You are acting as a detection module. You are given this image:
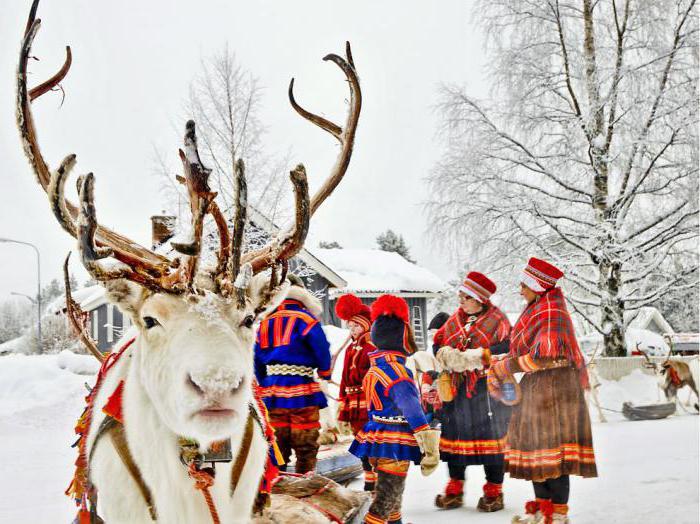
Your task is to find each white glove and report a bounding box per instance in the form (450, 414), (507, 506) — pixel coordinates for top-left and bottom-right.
(414, 429), (440, 476)
(437, 346), (485, 373)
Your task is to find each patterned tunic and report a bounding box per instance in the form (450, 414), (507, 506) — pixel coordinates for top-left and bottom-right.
(433, 305), (512, 466)
(338, 332), (374, 429)
(254, 299), (331, 410)
(350, 350), (429, 464)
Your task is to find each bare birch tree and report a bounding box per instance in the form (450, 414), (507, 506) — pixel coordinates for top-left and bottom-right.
(427, 0), (698, 355)
(157, 46), (290, 227)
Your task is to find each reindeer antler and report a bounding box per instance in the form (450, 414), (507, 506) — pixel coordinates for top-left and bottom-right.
(19, 1), (361, 300)
(63, 253), (103, 363)
(242, 42), (362, 279)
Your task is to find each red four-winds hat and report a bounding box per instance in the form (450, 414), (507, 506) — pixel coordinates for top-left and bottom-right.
(335, 294), (372, 332)
(459, 271), (497, 303)
(522, 257), (564, 292)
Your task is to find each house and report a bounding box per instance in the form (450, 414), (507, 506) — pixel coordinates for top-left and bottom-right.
(46, 285), (131, 353)
(311, 248), (446, 349)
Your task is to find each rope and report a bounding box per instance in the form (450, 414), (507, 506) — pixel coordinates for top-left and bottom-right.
(188, 463), (221, 524)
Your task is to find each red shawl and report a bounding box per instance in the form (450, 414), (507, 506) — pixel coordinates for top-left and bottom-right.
(509, 288), (589, 387)
(434, 304), (511, 396)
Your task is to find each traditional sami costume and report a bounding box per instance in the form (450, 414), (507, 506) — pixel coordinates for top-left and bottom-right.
(350, 295), (439, 524)
(489, 258), (597, 524)
(254, 286), (331, 474)
(335, 294), (376, 489)
(433, 271), (512, 512)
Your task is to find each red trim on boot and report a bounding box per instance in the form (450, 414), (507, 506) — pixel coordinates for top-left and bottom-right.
(539, 499), (554, 524)
(524, 500), (540, 514)
(483, 482), (502, 498)
(445, 478), (464, 496)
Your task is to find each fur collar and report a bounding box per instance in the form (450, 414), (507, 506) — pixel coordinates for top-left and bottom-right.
(285, 286), (323, 318)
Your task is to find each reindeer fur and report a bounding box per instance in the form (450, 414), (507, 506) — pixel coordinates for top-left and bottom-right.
(86, 274), (289, 523)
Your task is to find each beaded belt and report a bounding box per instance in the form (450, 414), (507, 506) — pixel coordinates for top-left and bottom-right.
(266, 364), (314, 378)
(372, 415), (408, 425)
(345, 386), (362, 394)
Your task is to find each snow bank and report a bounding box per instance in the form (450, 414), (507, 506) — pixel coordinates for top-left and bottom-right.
(314, 248), (446, 295)
(0, 334), (33, 355)
(0, 354), (88, 416)
(56, 350), (101, 376)
(596, 369), (664, 418)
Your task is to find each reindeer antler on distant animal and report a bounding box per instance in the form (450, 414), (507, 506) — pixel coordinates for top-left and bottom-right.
(17, 0), (361, 301)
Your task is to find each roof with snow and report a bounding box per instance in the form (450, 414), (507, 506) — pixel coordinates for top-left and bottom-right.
(46, 285), (107, 315)
(312, 248), (447, 297)
(626, 307), (674, 335)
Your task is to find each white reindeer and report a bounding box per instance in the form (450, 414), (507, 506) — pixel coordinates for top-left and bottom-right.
(17, 2), (362, 522)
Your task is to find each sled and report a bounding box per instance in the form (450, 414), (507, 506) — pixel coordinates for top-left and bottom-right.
(622, 401), (676, 421)
(285, 435), (364, 485)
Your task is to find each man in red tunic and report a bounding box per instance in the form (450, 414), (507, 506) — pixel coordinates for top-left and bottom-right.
(335, 294), (376, 490)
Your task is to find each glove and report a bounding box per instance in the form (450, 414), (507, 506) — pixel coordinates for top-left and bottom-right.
(414, 429), (440, 476)
(337, 420), (353, 436)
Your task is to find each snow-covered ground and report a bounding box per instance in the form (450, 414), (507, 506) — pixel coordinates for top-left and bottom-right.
(0, 352), (697, 523)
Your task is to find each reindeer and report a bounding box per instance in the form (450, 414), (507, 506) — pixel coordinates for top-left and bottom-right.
(16, 1), (362, 522)
(639, 348), (699, 412)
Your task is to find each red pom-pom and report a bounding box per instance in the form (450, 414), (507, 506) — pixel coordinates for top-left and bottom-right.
(335, 294), (370, 321)
(371, 294), (409, 323)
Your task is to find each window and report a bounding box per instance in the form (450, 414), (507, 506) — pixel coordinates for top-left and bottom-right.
(92, 310), (99, 341)
(107, 304), (114, 343)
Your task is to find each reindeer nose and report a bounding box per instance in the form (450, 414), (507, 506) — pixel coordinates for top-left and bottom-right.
(187, 369), (245, 397)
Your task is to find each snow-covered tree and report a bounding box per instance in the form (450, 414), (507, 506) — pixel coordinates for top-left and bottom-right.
(0, 300), (32, 344)
(376, 230), (416, 264)
(426, 0), (698, 356)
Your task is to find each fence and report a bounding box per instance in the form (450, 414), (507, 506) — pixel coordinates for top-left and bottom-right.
(593, 355), (699, 382)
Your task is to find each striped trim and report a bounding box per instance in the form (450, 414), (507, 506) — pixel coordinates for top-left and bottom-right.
(517, 354), (540, 372)
(355, 430), (419, 447)
(388, 510), (402, 521)
(506, 444), (596, 467)
(364, 512), (386, 524)
(266, 364), (314, 377)
(440, 437), (506, 456)
(460, 278), (491, 303)
(413, 423), (429, 433)
(317, 368), (332, 379)
(259, 382), (321, 399)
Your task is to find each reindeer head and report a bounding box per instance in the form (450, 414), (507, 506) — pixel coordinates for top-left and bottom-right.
(18, 0), (361, 443)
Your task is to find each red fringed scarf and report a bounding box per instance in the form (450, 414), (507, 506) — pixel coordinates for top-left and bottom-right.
(434, 304), (511, 397)
(509, 288), (589, 389)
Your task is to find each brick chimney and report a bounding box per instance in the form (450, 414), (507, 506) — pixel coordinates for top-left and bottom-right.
(150, 215), (176, 249)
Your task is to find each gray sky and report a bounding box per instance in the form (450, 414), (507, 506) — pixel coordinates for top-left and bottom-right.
(0, 0), (488, 301)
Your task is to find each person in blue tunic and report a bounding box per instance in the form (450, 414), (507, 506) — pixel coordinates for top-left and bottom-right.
(350, 294), (440, 524)
(254, 279), (331, 474)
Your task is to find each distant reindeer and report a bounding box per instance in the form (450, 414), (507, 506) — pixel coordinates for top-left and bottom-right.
(639, 347), (699, 411)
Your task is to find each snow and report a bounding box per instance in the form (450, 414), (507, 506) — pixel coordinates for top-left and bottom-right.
(45, 284), (106, 314)
(579, 327), (670, 356)
(0, 352), (697, 523)
(313, 248), (447, 296)
(0, 334), (33, 355)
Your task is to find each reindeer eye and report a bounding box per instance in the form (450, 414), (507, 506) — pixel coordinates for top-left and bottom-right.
(142, 316), (160, 329)
(241, 314), (255, 329)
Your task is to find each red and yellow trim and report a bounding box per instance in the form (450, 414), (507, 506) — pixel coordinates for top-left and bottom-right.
(440, 436), (506, 456)
(259, 382), (321, 399)
(506, 443), (596, 467)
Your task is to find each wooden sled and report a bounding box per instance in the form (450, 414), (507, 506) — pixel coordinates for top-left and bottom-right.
(622, 401), (676, 421)
(286, 436), (364, 485)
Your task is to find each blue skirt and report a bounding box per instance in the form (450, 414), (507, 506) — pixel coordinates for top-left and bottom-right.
(349, 420), (422, 464)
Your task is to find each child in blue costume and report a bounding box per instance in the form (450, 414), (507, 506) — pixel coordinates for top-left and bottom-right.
(254, 281), (331, 474)
(350, 295), (440, 524)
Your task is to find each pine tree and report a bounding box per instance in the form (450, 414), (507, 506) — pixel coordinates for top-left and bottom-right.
(318, 240), (342, 249)
(376, 230), (415, 263)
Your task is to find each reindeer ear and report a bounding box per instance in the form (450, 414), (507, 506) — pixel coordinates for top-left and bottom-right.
(247, 274), (291, 319)
(104, 279), (147, 323)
